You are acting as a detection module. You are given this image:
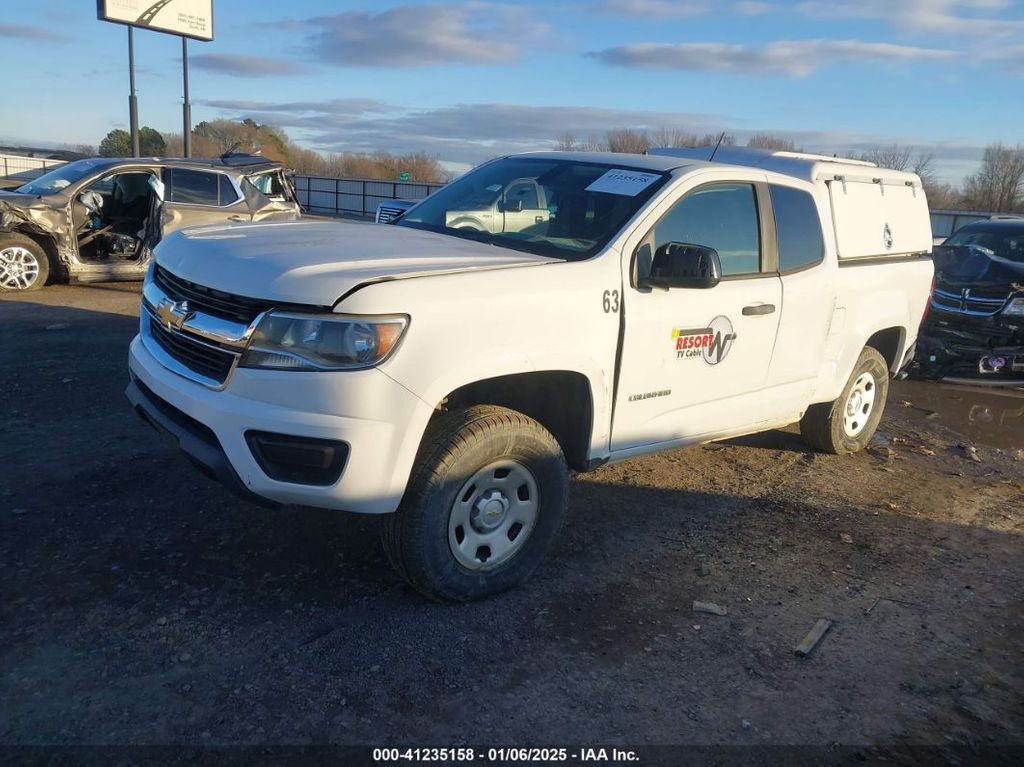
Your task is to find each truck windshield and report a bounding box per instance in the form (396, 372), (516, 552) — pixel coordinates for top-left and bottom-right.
(398, 157), (668, 260)
(15, 159), (110, 196)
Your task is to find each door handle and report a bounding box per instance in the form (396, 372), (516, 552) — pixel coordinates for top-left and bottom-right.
(227, 215), (247, 222)
(742, 303), (776, 316)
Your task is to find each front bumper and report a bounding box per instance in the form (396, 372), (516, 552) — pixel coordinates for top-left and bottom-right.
(912, 325), (1024, 385)
(127, 334), (434, 513)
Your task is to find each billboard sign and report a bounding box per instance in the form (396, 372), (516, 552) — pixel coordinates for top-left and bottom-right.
(97, 0), (214, 42)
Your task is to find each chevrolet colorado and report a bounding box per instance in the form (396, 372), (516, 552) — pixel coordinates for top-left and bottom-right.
(126, 148), (933, 601)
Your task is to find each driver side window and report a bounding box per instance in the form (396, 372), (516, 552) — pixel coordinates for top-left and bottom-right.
(649, 183), (761, 277)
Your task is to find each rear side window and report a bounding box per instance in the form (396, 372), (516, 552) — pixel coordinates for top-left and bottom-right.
(771, 184), (824, 273)
(169, 169), (220, 206)
(219, 175), (240, 205)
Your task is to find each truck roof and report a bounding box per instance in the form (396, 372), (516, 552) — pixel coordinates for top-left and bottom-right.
(511, 151), (697, 173)
(511, 148), (921, 187)
(647, 146), (920, 186)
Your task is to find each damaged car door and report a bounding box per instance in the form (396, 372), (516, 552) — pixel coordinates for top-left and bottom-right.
(157, 167), (300, 241)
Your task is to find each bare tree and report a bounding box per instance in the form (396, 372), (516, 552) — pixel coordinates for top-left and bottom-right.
(859, 144), (950, 204)
(860, 144), (915, 171)
(923, 181), (961, 210)
(606, 128), (651, 154)
(746, 133), (798, 152)
(652, 126), (696, 148)
(555, 132), (577, 151)
(962, 143), (1024, 212)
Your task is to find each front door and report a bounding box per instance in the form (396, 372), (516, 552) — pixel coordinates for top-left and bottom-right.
(611, 178), (783, 452)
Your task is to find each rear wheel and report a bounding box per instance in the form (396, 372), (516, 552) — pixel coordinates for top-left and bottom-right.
(800, 346), (889, 454)
(381, 405), (569, 602)
(0, 234), (49, 292)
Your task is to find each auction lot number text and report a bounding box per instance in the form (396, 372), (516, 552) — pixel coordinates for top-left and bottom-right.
(374, 747), (639, 762)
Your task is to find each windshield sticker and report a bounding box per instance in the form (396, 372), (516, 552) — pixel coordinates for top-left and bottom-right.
(485, 184), (503, 192)
(585, 169), (661, 197)
(673, 316), (737, 364)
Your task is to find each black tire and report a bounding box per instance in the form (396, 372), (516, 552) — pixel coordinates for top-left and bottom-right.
(381, 405), (569, 602)
(0, 233), (50, 292)
(800, 346), (890, 455)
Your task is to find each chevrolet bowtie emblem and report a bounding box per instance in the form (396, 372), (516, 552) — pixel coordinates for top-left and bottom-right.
(156, 298), (192, 331)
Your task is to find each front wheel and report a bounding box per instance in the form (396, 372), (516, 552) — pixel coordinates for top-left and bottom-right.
(0, 234), (49, 292)
(381, 405), (569, 602)
(800, 346), (890, 454)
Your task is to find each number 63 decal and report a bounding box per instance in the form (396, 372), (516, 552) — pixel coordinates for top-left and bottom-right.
(602, 289), (620, 314)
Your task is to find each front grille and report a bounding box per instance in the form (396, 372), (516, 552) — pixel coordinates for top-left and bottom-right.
(932, 287), (1010, 316)
(148, 315), (237, 384)
(154, 265), (275, 325)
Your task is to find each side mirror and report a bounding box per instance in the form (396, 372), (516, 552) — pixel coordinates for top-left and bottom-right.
(640, 242), (722, 290)
(501, 198), (524, 213)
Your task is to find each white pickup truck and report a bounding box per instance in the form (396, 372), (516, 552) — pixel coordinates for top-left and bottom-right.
(126, 147), (934, 601)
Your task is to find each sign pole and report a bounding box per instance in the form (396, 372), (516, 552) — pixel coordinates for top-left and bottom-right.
(128, 25), (140, 157)
(182, 37), (192, 158)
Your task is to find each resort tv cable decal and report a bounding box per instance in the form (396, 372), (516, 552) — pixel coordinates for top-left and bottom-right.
(672, 315), (737, 364)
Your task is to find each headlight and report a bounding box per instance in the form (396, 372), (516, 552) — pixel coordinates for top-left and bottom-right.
(1003, 297), (1024, 317)
(240, 313), (408, 371)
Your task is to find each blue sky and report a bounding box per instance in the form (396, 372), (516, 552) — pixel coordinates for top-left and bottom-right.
(1, 0), (1022, 181)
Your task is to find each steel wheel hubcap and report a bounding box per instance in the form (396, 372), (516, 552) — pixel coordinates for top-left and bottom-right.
(843, 372), (876, 437)
(0, 247), (40, 290)
(449, 459), (539, 571)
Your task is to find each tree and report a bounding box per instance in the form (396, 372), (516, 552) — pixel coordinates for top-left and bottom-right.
(747, 133), (798, 152)
(651, 126), (695, 148)
(139, 126), (166, 156)
(606, 128), (650, 154)
(859, 143), (951, 207)
(859, 144), (915, 171)
(555, 132), (577, 151)
(98, 129), (131, 157)
(962, 143), (1024, 213)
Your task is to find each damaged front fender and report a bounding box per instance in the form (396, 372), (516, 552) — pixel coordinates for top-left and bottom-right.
(0, 195), (74, 268)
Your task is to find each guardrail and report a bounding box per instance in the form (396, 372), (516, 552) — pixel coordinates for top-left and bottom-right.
(293, 175), (446, 218)
(0, 153), (64, 178)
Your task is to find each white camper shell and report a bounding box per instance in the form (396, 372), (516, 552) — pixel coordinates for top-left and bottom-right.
(647, 146), (932, 261)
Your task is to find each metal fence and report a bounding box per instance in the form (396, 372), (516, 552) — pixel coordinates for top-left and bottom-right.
(293, 175), (446, 218)
(929, 208), (1015, 241)
(0, 153), (65, 178)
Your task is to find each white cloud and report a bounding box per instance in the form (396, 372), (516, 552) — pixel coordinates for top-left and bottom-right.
(595, 0), (711, 17)
(591, 39), (954, 76)
(190, 54), (304, 77)
(734, 1), (772, 14)
(796, 0), (1023, 37)
(299, 4), (548, 67)
(0, 23), (69, 42)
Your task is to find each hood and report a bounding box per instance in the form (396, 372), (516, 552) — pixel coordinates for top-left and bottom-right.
(0, 191), (43, 206)
(154, 219), (558, 306)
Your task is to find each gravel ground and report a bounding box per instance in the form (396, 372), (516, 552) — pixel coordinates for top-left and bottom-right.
(1, 284), (1022, 758)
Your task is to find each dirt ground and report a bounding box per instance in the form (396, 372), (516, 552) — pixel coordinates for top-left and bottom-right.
(1, 284), (1022, 757)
